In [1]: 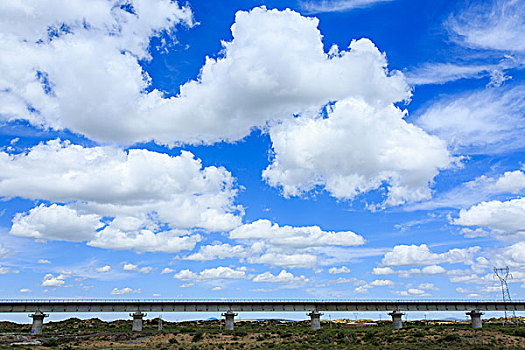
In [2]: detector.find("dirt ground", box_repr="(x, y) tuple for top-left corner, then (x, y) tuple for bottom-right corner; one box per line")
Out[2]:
(1, 318), (525, 349)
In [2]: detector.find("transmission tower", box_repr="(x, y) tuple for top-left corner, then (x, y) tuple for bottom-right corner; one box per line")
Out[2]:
(494, 266), (518, 325)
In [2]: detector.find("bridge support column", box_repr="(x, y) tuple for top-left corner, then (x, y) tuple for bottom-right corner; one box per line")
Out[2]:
(130, 311), (146, 332)
(222, 311), (237, 330)
(29, 311), (48, 335)
(307, 311), (323, 330)
(389, 311), (404, 330)
(467, 310), (483, 329)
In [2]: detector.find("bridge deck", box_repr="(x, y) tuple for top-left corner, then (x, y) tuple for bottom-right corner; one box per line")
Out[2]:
(0, 299), (524, 313)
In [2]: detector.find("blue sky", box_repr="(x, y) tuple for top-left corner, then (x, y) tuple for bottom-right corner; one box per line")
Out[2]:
(0, 0), (524, 318)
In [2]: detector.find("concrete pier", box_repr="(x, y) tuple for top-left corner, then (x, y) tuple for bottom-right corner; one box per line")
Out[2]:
(389, 311), (405, 330)
(307, 311), (323, 330)
(130, 311), (146, 332)
(29, 311), (48, 335)
(222, 311), (237, 330)
(467, 310), (483, 329)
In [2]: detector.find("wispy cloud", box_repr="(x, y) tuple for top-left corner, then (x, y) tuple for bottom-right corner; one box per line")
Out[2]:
(405, 61), (518, 86)
(416, 84), (525, 155)
(300, 0), (392, 14)
(447, 0), (525, 52)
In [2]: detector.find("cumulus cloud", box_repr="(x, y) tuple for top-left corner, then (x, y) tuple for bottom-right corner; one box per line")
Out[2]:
(247, 251), (318, 269)
(381, 244), (480, 267)
(37, 259), (51, 264)
(328, 266), (351, 274)
(392, 288), (429, 297)
(122, 264), (152, 273)
(372, 267), (394, 275)
(111, 287), (141, 295)
(453, 197), (525, 239)
(41, 273), (67, 287)
(230, 219), (365, 248)
(10, 204), (102, 242)
(0, 0), (194, 144)
(353, 279), (394, 293)
(252, 270), (310, 284)
(447, 0), (525, 52)
(161, 267), (175, 274)
(173, 267), (247, 281)
(264, 97), (452, 207)
(95, 265), (111, 273)
(3, 140), (239, 252)
(397, 265), (446, 278)
(0, 6), (413, 146)
(19, 288), (31, 293)
(417, 85), (525, 154)
(183, 243), (248, 261)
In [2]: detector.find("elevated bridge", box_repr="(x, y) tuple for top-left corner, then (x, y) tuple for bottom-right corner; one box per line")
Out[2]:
(1, 299), (523, 333)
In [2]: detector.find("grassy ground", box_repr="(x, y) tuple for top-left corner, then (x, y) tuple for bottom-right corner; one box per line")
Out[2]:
(1, 318), (525, 349)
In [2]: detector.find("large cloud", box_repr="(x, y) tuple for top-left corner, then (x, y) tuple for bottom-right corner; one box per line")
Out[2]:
(264, 98), (452, 206)
(1, 6), (411, 146)
(0, 0), (192, 143)
(3, 140), (240, 251)
(453, 197), (525, 239)
(229, 219), (365, 248)
(381, 244), (480, 267)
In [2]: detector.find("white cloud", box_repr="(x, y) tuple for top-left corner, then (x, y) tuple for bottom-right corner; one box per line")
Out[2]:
(417, 85), (525, 154)
(369, 279), (394, 287)
(264, 97), (452, 207)
(0, 244), (11, 258)
(454, 197), (525, 239)
(406, 63), (503, 86)
(499, 242), (525, 266)
(212, 286), (223, 291)
(41, 273), (66, 287)
(111, 287), (141, 295)
(19, 288), (31, 293)
(0, 6), (414, 146)
(418, 283), (438, 291)
(95, 265), (111, 273)
(447, 0), (525, 52)
(247, 251), (318, 269)
(183, 243), (248, 261)
(372, 267), (394, 275)
(89, 227), (202, 253)
(230, 219), (365, 248)
(161, 267), (175, 274)
(252, 270), (310, 284)
(0, 0), (194, 145)
(4, 140), (239, 252)
(421, 265), (446, 274)
(381, 244), (480, 267)
(490, 170), (525, 193)
(122, 264), (152, 273)
(407, 169), (525, 211)
(392, 288), (429, 297)
(328, 266), (351, 274)
(37, 259), (51, 264)
(0, 267), (11, 274)
(10, 204), (103, 242)
(123, 263), (138, 271)
(300, 0), (392, 13)
(173, 267), (247, 281)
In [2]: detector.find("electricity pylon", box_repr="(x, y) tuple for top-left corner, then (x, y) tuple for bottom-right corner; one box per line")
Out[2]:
(494, 266), (518, 326)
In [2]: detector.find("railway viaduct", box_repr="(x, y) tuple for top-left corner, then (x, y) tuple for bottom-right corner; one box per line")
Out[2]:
(1, 299), (523, 334)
